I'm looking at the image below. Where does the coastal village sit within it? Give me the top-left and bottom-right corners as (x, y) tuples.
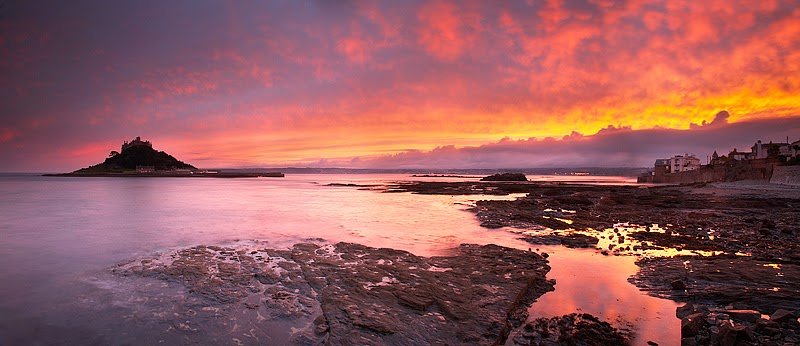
(638, 138), (800, 184)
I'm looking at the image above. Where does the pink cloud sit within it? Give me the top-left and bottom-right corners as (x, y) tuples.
(416, 1), (480, 60)
(0, 128), (18, 143)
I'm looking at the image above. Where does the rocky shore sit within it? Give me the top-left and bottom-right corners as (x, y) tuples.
(105, 179), (800, 344)
(378, 180), (800, 342)
(510, 313), (631, 345)
(112, 241), (562, 345)
(676, 303), (799, 345)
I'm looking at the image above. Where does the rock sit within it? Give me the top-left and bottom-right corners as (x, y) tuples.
(313, 315), (329, 335)
(670, 279), (687, 291)
(480, 220), (505, 229)
(523, 233), (598, 249)
(677, 303), (696, 319)
(682, 313), (708, 337)
(510, 313), (630, 345)
(631, 256), (800, 314)
(291, 243), (554, 345)
(718, 322), (753, 346)
(560, 233), (599, 248)
(770, 309), (796, 324)
(725, 309), (762, 323)
(480, 173), (528, 181)
(113, 242), (555, 345)
(676, 303), (800, 346)
(395, 290), (435, 311)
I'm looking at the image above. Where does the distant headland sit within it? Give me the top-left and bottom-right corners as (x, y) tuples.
(44, 136), (283, 178)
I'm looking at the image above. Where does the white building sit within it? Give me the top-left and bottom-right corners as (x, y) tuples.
(668, 154), (701, 173)
(728, 149), (749, 161)
(751, 140), (792, 159)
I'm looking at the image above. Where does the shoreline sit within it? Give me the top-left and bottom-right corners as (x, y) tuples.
(6, 176), (798, 344)
(385, 180), (800, 343)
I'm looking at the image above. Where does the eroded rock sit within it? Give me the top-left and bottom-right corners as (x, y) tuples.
(522, 233), (598, 249)
(510, 313), (631, 345)
(630, 255), (800, 314)
(112, 242), (554, 345)
(291, 242), (553, 345)
(678, 304), (800, 345)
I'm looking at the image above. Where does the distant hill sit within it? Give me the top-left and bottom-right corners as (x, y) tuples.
(73, 143), (196, 174)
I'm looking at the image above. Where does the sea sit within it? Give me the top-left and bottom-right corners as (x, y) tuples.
(0, 173), (679, 345)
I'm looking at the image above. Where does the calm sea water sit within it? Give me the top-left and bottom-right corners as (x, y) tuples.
(0, 174), (678, 345)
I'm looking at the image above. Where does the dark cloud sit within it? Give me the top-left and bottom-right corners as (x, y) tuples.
(690, 110), (729, 129)
(358, 115), (800, 168)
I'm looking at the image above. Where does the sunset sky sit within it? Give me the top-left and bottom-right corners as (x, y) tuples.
(1, 0), (799, 171)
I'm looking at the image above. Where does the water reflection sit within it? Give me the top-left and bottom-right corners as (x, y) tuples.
(0, 174), (677, 345)
(523, 245), (680, 344)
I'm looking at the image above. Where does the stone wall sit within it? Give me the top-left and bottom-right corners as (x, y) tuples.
(644, 159), (780, 184)
(770, 166), (800, 186)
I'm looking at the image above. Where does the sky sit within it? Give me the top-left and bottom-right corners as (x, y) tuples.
(1, 0), (799, 172)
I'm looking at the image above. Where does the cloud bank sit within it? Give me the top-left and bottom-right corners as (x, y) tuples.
(354, 113), (800, 169)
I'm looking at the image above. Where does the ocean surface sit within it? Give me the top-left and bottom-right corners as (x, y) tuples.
(0, 173), (678, 345)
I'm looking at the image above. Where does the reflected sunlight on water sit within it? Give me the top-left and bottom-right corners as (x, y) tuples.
(0, 173), (677, 345)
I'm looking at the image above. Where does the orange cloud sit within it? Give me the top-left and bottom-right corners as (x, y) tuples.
(417, 0), (480, 60)
(2, 1), (800, 171)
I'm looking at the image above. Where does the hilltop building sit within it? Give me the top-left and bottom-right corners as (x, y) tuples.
(728, 149), (750, 161)
(751, 140), (792, 160)
(121, 136), (152, 151)
(668, 154), (701, 173)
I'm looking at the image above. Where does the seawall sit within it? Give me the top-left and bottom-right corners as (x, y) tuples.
(770, 166), (800, 186)
(640, 159), (780, 184)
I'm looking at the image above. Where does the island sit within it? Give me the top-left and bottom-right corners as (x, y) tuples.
(480, 172), (528, 181)
(44, 136), (283, 178)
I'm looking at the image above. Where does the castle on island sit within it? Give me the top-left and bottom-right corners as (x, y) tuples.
(121, 136), (152, 151)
